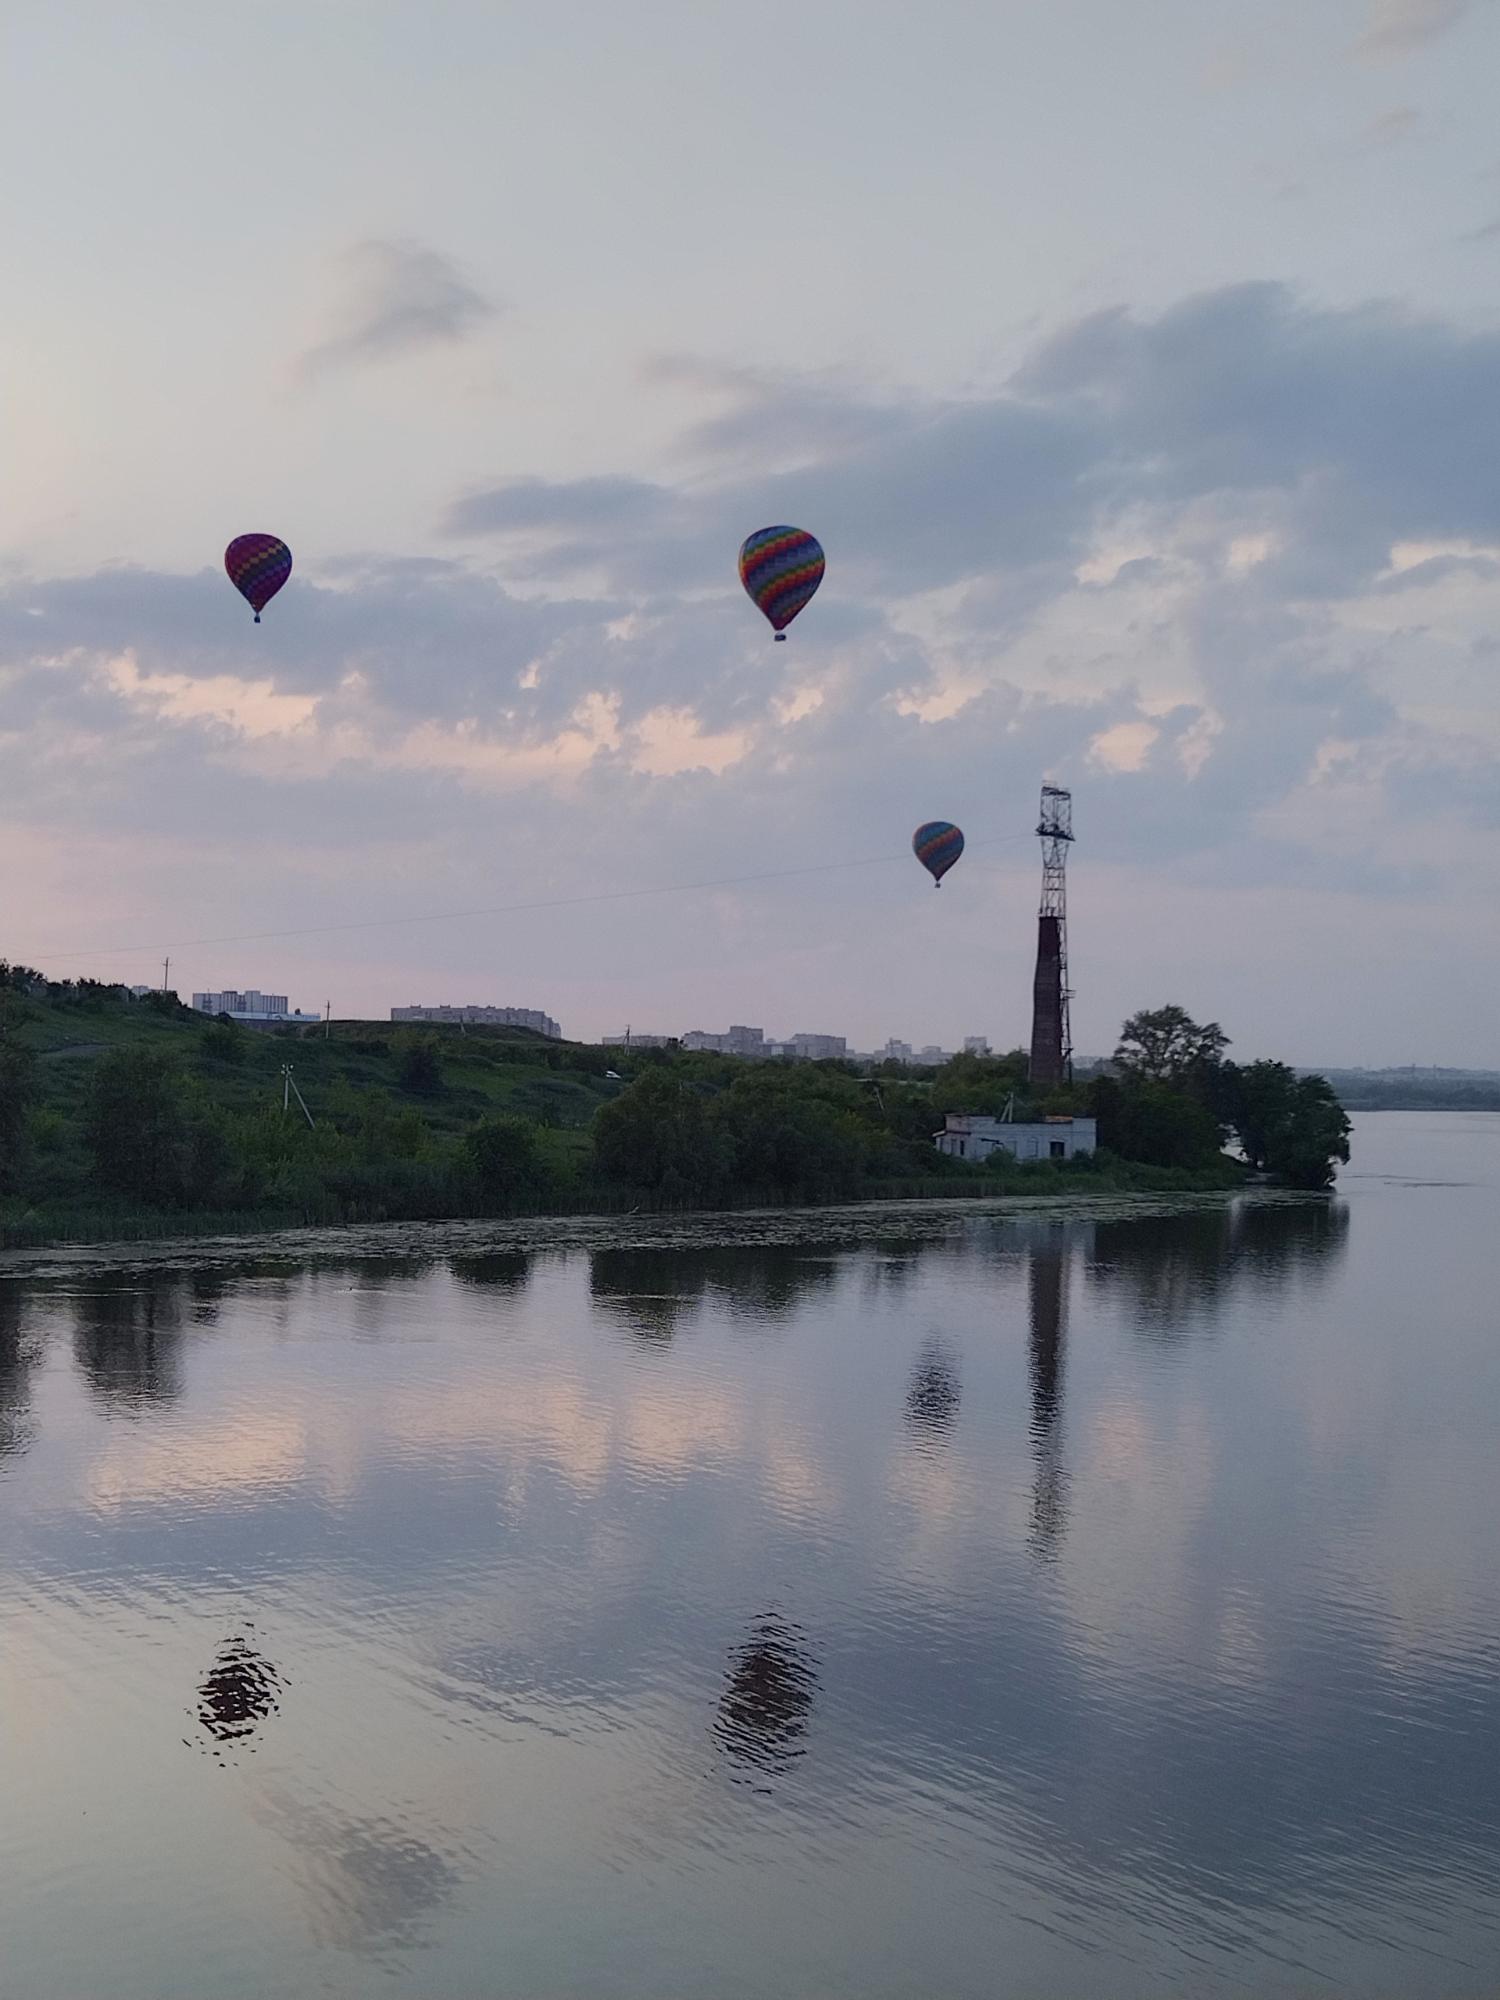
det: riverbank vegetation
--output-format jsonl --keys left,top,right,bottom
{"left": 0, "top": 967, "right": 1346, "bottom": 1248}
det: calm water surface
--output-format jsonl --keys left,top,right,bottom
{"left": 2, "top": 1112, "right": 1497, "bottom": 1998}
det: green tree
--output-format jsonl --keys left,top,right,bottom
{"left": 1214, "top": 1059, "right": 1295, "bottom": 1170}
{"left": 930, "top": 1050, "right": 1029, "bottom": 1117}
{"left": 711, "top": 1071, "right": 871, "bottom": 1199}
{"left": 1089, "top": 1074, "right": 1224, "bottom": 1169}
{"left": 184, "top": 1112, "right": 245, "bottom": 1209}
{"left": 84, "top": 1049, "right": 192, "bottom": 1206}
{"left": 463, "top": 1115, "right": 545, "bottom": 1210}
{"left": 882, "top": 1082, "right": 946, "bottom": 1147}
{"left": 199, "top": 1017, "right": 246, "bottom": 1065}
{"left": 1218, "top": 1062, "right": 1349, "bottom": 1187}
{"left": 1114, "top": 1006, "right": 1229, "bottom": 1089}
{"left": 592, "top": 1070, "right": 728, "bottom": 1201}
{"left": 1267, "top": 1076, "right": 1350, "bottom": 1188}
{"left": 0, "top": 1044, "right": 37, "bottom": 1193}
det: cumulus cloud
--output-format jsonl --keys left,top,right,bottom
{"left": 1354, "top": 0, "right": 1470, "bottom": 56}
{"left": 301, "top": 239, "right": 497, "bottom": 377}
{"left": 452, "top": 282, "right": 1500, "bottom": 616}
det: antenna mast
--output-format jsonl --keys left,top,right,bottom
{"left": 1028, "top": 784, "right": 1074, "bottom": 1088}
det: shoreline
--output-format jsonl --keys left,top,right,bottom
{"left": 0, "top": 1165, "right": 1248, "bottom": 1260}
{"left": 0, "top": 1182, "right": 1331, "bottom": 1283}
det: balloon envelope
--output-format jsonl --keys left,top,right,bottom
{"left": 225, "top": 534, "right": 292, "bottom": 622}
{"left": 739, "top": 526, "right": 824, "bottom": 639}
{"left": 913, "top": 821, "right": 964, "bottom": 886}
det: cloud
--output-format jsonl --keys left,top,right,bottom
{"left": 1351, "top": 105, "right": 1422, "bottom": 150}
{"left": 301, "top": 239, "right": 497, "bottom": 377}
{"left": 1354, "top": 0, "right": 1470, "bottom": 57}
{"left": 4, "top": 281, "right": 1500, "bottom": 1057}
{"left": 450, "top": 283, "right": 1500, "bottom": 620}
{"left": 446, "top": 474, "right": 677, "bottom": 540}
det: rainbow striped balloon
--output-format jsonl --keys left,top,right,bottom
{"left": 913, "top": 821, "right": 964, "bottom": 887}
{"left": 738, "top": 526, "right": 825, "bottom": 640}
{"left": 224, "top": 534, "right": 293, "bottom": 623}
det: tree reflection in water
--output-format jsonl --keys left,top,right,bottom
{"left": 448, "top": 1250, "right": 532, "bottom": 1293}
{"left": 194, "top": 1627, "right": 285, "bottom": 1762}
{"left": 589, "top": 1248, "right": 703, "bottom": 1343}
{"left": 71, "top": 1273, "right": 190, "bottom": 1410}
{"left": 905, "top": 1338, "right": 961, "bottom": 1446}
{"left": 714, "top": 1617, "right": 819, "bottom": 1782}
{"left": 1088, "top": 1198, "right": 1350, "bottom": 1338}
{"left": 0, "top": 1281, "right": 40, "bottom": 1461}
{"left": 589, "top": 1246, "right": 837, "bottom": 1344}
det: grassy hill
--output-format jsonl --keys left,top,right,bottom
{"left": 0, "top": 981, "right": 625, "bottom": 1243}
{"left": 12, "top": 991, "right": 619, "bottom": 1128}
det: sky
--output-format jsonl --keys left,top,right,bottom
{"left": 1, "top": 0, "right": 1498, "bottom": 1066}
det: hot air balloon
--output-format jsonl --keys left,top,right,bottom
{"left": 738, "top": 526, "right": 824, "bottom": 640}
{"left": 913, "top": 821, "right": 964, "bottom": 887}
{"left": 224, "top": 534, "right": 292, "bottom": 624}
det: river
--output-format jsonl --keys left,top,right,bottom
{"left": 1, "top": 1111, "right": 1497, "bottom": 1998}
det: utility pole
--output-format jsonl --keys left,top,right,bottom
{"left": 324, "top": 999, "right": 331, "bottom": 1041}
{"left": 280, "top": 1064, "right": 315, "bottom": 1129}
{"left": 162, "top": 956, "right": 171, "bottom": 996}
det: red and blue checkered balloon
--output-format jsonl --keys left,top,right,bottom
{"left": 738, "top": 526, "right": 824, "bottom": 640}
{"left": 913, "top": 821, "right": 964, "bottom": 887}
{"left": 224, "top": 534, "right": 292, "bottom": 624}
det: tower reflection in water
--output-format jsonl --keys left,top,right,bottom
{"left": 714, "top": 1617, "right": 819, "bottom": 1783}
{"left": 1027, "top": 1232, "right": 1071, "bottom": 1562}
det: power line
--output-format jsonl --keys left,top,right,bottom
{"left": 21, "top": 833, "right": 1035, "bottom": 969}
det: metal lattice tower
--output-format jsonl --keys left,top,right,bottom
{"left": 1028, "top": 784, "right": 1074, "bottom": 1088}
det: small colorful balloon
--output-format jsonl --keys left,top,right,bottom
{"left": 738, "top": 526, "right": 824, "bottom": 641}
{"left": 224, "top": 534, "right": 292, "bottom": 624}
{"left": 913, "top": 821, "right": 964, "bottom": 887}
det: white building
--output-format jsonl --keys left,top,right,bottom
{"left": 392, "top": 1004, "right": 561, "bottom": 1038}
{"left": 880, "top": 1039, "right": 914, "bottom": 1063}
{"left": 935, "top": 1113, "right": 1097, "bottom": 1164}
{"left": 191, "top": 989, "right": 321, "bottom": 1029}
{"left": 194, "top": 988, "right": 290, "bottom": 1017}
{"left": 963, "top": 1036, "right": 992, "bottom": 1056}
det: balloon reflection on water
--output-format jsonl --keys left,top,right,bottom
{"left": 194, "top": 1628, "right": 285, "bottom": 1762}
{"left": 714, "top": 1617, "right": 820, "bottom": 1782}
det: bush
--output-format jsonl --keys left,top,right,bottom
{"left": 397, "top": 1039, "right": 443, "bottom": 1095}
{"left": 462, "top": 1116, "right": 547, "bottom": 1210}
{"left": 710, "top": 1076, "right": 871, "bottom": 1200}
{"left": 84, "top": 1049, "right": 193, "bottom": 1206}
{"left": 0, "top": 1045, "right": 38, "bottom": 1193}
{"left": 1089, "top": 1074, "right": 1225, "bottom": 1169}
{"left": 199, "top": 1019, "right": 246, "bottom": 1065}
{"left": 593, "top": 1070, "right": 730, "bottom": 1201}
